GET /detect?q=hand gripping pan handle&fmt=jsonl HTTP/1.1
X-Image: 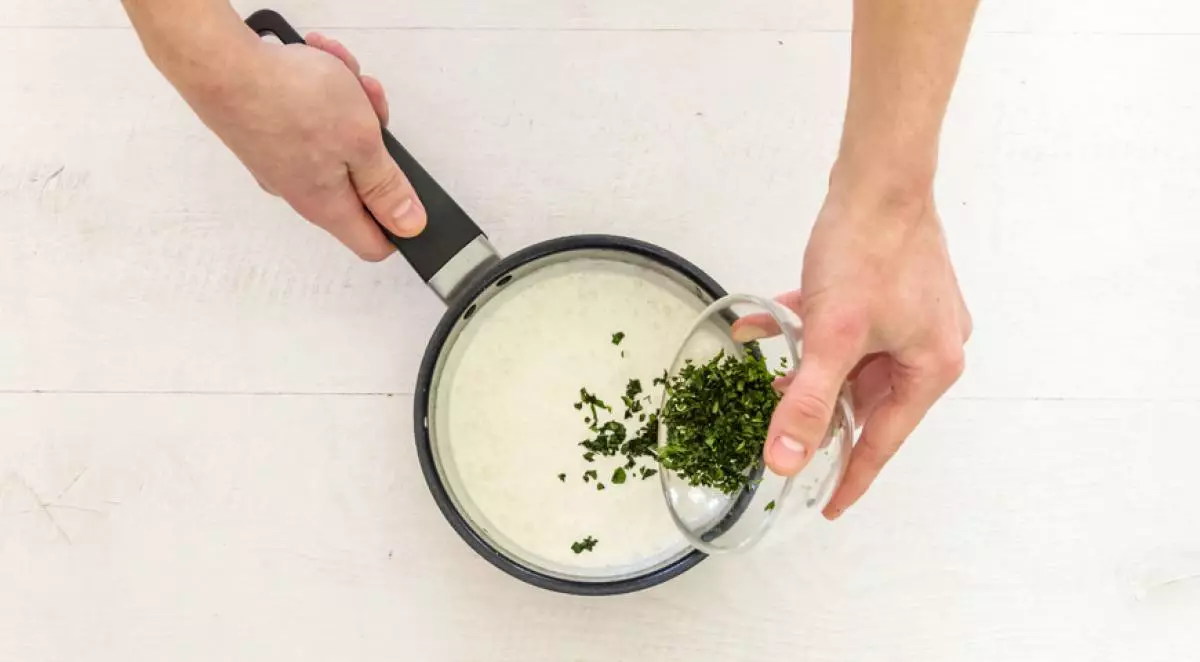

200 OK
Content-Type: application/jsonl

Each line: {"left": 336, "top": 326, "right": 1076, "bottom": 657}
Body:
{"left": 245, "top": 9, "right": 498, "bottom": 301}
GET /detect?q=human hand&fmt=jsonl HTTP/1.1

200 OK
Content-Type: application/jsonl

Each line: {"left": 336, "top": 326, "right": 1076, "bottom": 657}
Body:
{"left": 177, "top": 31, "right": 425, "bottom": 260}
{"left": 733, "top": 182, "right": 971, "bottom": 519}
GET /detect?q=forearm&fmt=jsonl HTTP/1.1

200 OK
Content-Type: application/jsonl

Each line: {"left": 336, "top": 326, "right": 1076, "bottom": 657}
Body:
{"left": 834, "top": 0, "right": 980, "bottom": 199}
{"left": 122, "top": 0, "right": 259, "bottom": 96}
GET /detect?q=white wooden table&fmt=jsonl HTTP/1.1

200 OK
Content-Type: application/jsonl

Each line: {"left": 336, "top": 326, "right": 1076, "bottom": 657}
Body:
{"left": 3, "top": 1, "right": 1199, "bottom": 659}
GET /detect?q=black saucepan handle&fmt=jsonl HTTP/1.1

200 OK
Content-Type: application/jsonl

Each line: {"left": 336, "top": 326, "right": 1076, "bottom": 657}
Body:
{"left": 244, "top": 9, "right": 493, "bottom": 293}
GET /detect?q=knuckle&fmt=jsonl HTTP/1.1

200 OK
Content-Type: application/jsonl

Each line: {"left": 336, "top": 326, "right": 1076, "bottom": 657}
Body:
{"left": 860, "top": 439, "right": 899, "bottom": 470}
{"left": 829, "top": 311, "right": 869, "bottom": 344}
{"left": 809, "top": 308, "right": 869, "bottom": 354}
{"left": 347, "top": 122, "right": 382, "bottom": 157}
{"left": 360, "top": 167, "right": 405, "bottom": 202}
{"left": 779, "top": 391, "right": 834, "bottom": 429}
{"left": 933, "top": 344, "right": 966, "bottom": 382}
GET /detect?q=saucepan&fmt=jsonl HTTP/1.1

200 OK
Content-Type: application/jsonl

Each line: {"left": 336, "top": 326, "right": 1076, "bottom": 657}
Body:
{"left": 246, "top": 9, "right": 725, "bottom": 595}
{"left": 245, "top": 9, "right": 852, "bottom": 595}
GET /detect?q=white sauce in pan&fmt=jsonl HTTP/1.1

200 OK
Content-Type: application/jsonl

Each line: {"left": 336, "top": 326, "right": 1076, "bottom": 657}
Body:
{"left": 432, "top": 256, "right": 713, "bottom": 577}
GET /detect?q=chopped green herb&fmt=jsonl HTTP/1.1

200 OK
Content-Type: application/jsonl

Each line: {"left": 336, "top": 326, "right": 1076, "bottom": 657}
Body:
{"left": 569, "top": 372, "right": 658, "bottom": 493}
{"left": 580, "top": 420, "right": 627, "bottom": 457}
{"left": 620, "top": 379, "right": 646, "bottom": 420}
{"left": 571, "top": 536, "right": 599, "bottom": 554}
{"left": 621, "top": 413, "right": 658, "bottom": 464}
{"left": 557, "top": 473, "right": 566, "bottom": 482}
{"left": 638, "top": 466, "right": 659, "bottom": 480}
{"left": 575, "top": 388, "right": 612, "bottom": 432}
{"left": 596, "top": 483, "right": 606, "bottom": 491}
{"left": 612, "top": 331, "right": 626, "bottom": 345}
{"left": 765, "top": 500, "right": 776, "bottom": 511}
{"left": 658, "top": 347, "right": 781, "bottom": 495}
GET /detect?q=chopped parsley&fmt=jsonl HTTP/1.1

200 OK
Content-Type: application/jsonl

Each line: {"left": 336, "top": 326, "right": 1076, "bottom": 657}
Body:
{"left": 657, "top": 346, "right": 784, "bottom": 495}
{"left": 563, "top": 340, "right": 787, "bottom": 552}
{"left": 571, "top": 536, "right": 599, "bottom": 554}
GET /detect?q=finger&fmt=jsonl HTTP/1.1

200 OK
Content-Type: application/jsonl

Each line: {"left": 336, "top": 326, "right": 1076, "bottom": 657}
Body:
{"left": 305, "top": 32, "right": 361, "bottom": 76}
{"left": 823, "top": 349, "right": 964, "bottom": 519}
{"left": 775, "top": 353, "right": 890, "bottom": 422}
{"left": 849, "top": 355, "right": 891, "bottom": 425}
{"left": 762, "top": 318, "right": 864, "bottom": 476}
{"left": 306, "top": 32, "right": 389, "bottom": 126}
{"left": 821, "top": 391, "right": 928, "bottom": 519}
{"left": 359, "top": 75, "right": 390, "bottom": 126}
{"left": 731, "top": 291, "right": 804, "bottom": 342}
{"left": 772, "top": 371, "right": 795, "bottom": 394}
{"left": 293, "top": 179, "right": 396, "bottom": 262}
{"left": 775, "top": 352, "right": 881, "bottom": 394}
{"left": 847, "top": 352, "right": 885, "bottom": 381}
{"left": 348, "top": 138, "right": 427, "bottom": 238}
{"left": 254, "top": 175, "right": 278, "bottom": 196}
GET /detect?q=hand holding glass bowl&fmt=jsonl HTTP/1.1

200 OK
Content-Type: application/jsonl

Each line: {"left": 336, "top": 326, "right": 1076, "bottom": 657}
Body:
{"left": 656, "top": 294, "right": 855, "bottom": 553}
{"left": 241, "top": 8, "right": 969, "bottom": 597}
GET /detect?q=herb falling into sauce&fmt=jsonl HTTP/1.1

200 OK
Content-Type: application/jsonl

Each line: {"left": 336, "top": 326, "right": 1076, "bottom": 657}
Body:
{"left": 564, "top": 334, "right": 793, "bottom": 552}
{"left": 575, "top": 388, "right": 612, "bottom": 432}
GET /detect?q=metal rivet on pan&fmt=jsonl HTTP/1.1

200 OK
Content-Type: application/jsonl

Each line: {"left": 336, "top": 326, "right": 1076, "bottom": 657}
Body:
{"left": 463, "top": 304, "right": 478, "bottom": 320}
{"left": 496, "top": 274, "right": 513, "bottom": 287}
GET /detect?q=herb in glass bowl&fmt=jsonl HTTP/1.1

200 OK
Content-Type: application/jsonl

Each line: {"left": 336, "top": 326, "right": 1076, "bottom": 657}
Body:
{"left": 657, "top": 347, "right": 783, "bottom": 495}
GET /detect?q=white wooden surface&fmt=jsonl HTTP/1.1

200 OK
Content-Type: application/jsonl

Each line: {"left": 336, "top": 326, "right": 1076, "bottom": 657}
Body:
{"left": 2, "top": 1, "right": 1199, "bottom": 660}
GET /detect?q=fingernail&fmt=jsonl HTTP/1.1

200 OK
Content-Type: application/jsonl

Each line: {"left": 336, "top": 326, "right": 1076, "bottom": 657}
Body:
{"left": 767, "top": 434, "right": 808, "bottom": 473}
{"left": 392, "top": 198, "right": 425, "bottom": 235}
{"left": 732, "top": 325, "right": 766, "bottom": 343}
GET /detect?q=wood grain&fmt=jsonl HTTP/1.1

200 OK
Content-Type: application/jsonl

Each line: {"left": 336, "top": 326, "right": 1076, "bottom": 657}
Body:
{"left": 1, "top": 396, "right": 1197, "bottom": 660}
{"left": 3, "top": 0, "right": 1200, "bottom": 659}
{"left": 3, "top": 30, "right": 1199, "bottom": 397}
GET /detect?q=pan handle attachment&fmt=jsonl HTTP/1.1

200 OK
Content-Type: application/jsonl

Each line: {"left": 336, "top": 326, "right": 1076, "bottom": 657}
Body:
{"left": 244, "top": 9, "right": 498, "bottom": 302}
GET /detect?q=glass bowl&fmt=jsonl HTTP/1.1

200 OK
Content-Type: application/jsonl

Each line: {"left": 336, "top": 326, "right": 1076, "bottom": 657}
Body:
{"left": 655, "top": 294, "right": 855, "bottom": 553}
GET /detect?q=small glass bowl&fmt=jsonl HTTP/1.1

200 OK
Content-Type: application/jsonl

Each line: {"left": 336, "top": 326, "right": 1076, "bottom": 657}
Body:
{"left": 655, "top": 294, "right": 855, "bottom": 554}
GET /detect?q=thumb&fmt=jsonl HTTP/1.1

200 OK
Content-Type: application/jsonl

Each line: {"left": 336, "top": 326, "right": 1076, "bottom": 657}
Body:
{"left": 349, "top": 140, "right": 427, "bottom": 238}
{"left": 763, "top": 322, "right": 862, "bottom": 476}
